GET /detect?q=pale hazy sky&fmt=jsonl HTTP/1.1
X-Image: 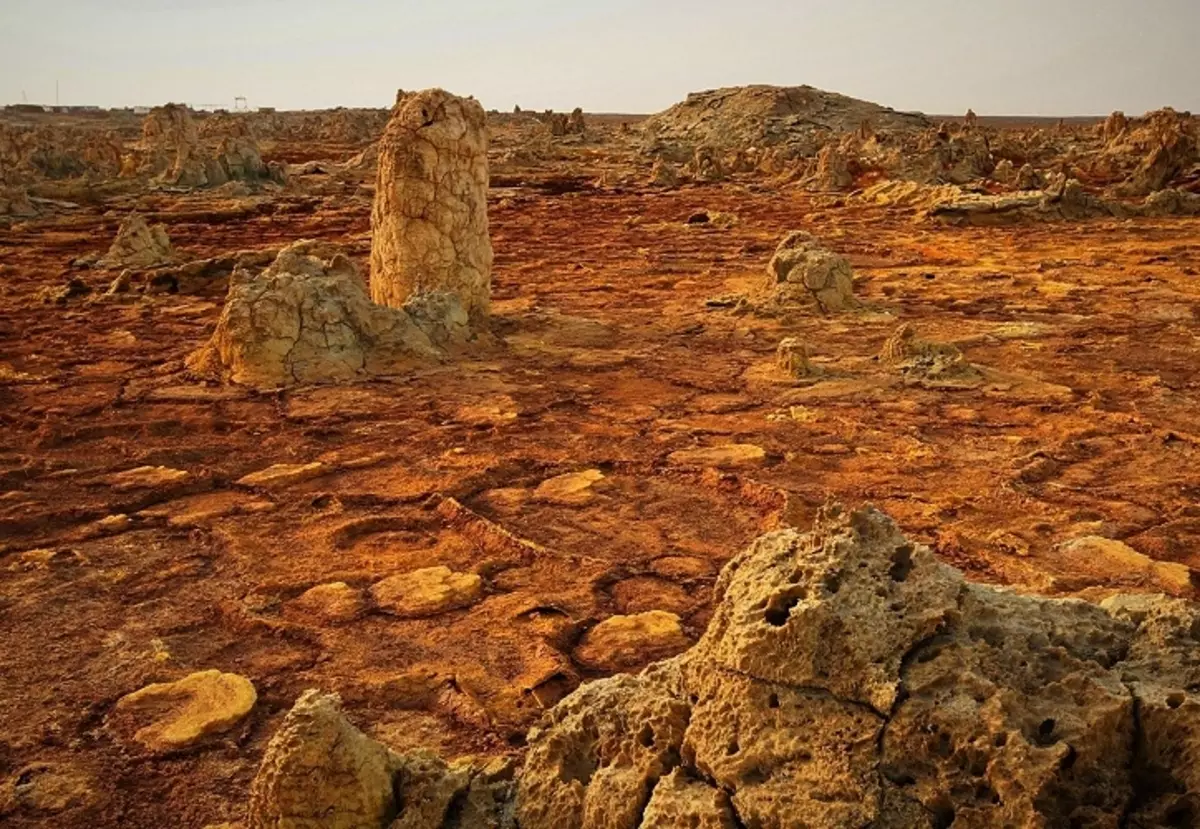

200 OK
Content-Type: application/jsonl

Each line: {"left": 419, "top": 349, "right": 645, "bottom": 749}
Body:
{"left": 1, "top": 0, "right": 1196, "bottom": 115}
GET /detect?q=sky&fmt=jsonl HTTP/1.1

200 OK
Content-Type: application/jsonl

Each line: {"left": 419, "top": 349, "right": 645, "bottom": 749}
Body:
{"left": 1, "top": 0, "right": 1197, "bottom": 116}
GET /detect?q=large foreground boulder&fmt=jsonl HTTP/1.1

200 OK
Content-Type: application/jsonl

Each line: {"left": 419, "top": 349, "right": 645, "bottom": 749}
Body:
{"left": 187, "top": 241, "right": 455, "bottom": 388}
{"left": 243, "top": 505, "right": 1200, "bottom": 828}
{"left": 370, "top": 89, "right": 493, "bottom": 328}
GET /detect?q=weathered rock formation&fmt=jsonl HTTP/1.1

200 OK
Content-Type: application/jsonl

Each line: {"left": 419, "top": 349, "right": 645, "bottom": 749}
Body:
{"left": 370, "top": 89, "right": 492, "bottom": 329}
{"left": 135, "top": 103, "right": 279, "bottom": 188}
{"left": 187, "top": 241, "right": 450, "bottom": 388}
{"left": 0, "top": 185, "right": 36, "bottom": 217}
{"left": 243, "top": 505, "right": 1200, "bottom": 828}
{"left": 641, "top": 85, "right": 930, "bottom": 159}
{"left": 763, "top": 231, "right": 858, "bottom": 313}
{"left": 775, "top": 337, "right": 817, "bottom": 378}
{"left": 879, "top": 323, "right": 983, "bottom": 387}
{"left": 97, "top": 213, "right": 177, "bottom": 269}
{"left": 566, "top": 107, "right": 586, "bottom": 135}
{"left": 248, "top": 690, "right": 514, "bottom": 829}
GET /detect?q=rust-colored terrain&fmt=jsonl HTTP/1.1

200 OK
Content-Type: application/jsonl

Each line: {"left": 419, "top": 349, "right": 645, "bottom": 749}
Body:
{"left": 1, "top": 96, "right": 1199, "bottom": 827}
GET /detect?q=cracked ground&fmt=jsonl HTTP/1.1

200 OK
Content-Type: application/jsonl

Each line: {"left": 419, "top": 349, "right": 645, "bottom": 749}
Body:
{"left": 1, "top": 125, "right": 1199, "bottom": 827}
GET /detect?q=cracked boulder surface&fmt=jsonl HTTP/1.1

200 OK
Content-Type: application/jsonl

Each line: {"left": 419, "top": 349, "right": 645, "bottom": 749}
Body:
{"left": 244, "top": 505, "right": 1200, "bottom": 828}
{"left": 186, "top": 240, "right": 444, "bottom": 388}
{"left": 764, "top": 231, "right": 858, "bottom": 313}
{"left": 370, "top": 89, "right": 493, "bottom": 329}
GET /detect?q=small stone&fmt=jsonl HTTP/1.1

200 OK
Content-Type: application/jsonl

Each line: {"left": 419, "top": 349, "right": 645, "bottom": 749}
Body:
{"left": 370, "top": 566, "right": 484, "bottom": 619}
{"left": 96, "top": 513, "right": 132, "bottom": 532}
{"left": 667, "top": 444, "right": 766, "bottom": 469}
{"left": 106, "top": 465, "right": 190, "bottom": 491}
{"left": 1, "top": 763, "right": 95, "bottom": 815}
{"left": 236, "top": 462, "right": 329, "bottom": 490}
{"left": 290, "top": 582, "right": 367, "bottom": 623}
{"left": 573, "top": 611, "right": 691, "bottom": 672}
{"left": 776, "top": 337, "right": 817, "bottom": 378}
{"left": 111, "top": 669, "right": 256, "bottom": 751}
{"left": 532, "top": 469, "right": 605, "bottom": 505}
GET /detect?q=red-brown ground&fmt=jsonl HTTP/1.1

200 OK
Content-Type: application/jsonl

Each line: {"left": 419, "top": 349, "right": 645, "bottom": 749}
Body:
{"left": 1, "top": 116, "right": 1199, "bottom": 827}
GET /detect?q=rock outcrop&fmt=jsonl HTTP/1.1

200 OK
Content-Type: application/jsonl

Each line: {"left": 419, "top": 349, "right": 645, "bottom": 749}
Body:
{"left": 641, "top": 85, "right": 930, "bottom": 159}
{"left": 370, "top": 89, "right": 493, "bottom": 328}
{"left": 248, "top": 690, "right": 514, "bottom": 829}
{"left": 135, "top": 103, "right": 278, "bottom": 188}
{"left": 244, "top": 504, "right": 1200, "bottom": 828}
{"left": 763, "top": 231, "right": 858, "bottom": 313}
{"left": 187, "top": 241, "right": 446, "bottom": 388}
{"left": 879, "top": 323, "right": 983, "bottom": 387}
{"left": 97, "top": 213, "right": 177, "bottom": 269}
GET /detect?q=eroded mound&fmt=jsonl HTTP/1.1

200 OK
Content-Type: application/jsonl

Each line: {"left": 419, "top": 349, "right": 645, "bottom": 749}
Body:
{"left": 763, "top": 231, "right": 858, "bottom": 313}
{"left": 186, "top": 241, "right": 453, "bottom": 388}
{"left": 245, "top": 506, "right": 1200, "bottom": 829}
{"left": 642, "top": 85, "right": 931, "bottom": 159}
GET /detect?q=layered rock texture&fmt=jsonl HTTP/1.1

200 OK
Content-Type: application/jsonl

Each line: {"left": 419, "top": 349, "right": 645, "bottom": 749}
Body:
{"left": 187, "top": 241, "right": 451, "bottom": 388}
{"left": 245, "top": 505, "right": 1200, "bottom": 828}
{"left": 370, "top": 89, "right": 493, "bottom": 328}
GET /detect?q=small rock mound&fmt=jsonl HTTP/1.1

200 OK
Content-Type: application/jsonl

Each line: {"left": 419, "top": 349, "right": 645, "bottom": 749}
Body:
{"left": 775, "top": 337, "right": 818, "bottom": 379}
{"left": 763, "top": 231, "right": 858, "bottom": 313}
{"left": 97, "top": 213, "right": 177, "bottom": 269}
{"left": 186, "top": 241, "right": 447, "bottom": 388}
{"left": 879, "top": 323, "right": 983, "bottom": 387}
{"left": 248, "top": 690, "right": 399, "bottom": 829}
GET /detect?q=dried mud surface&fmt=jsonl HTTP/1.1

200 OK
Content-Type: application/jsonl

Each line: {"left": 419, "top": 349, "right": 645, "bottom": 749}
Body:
{"left": 2, "top": 111, "right": 1199, "bottom": 828}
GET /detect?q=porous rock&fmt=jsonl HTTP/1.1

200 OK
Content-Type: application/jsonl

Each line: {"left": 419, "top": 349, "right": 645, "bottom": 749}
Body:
{"left": 879, "top": 322, "right": 984, "bottom": 387}
{"left": 764, "top": 231, "right": 858, "bottom": 312}
{"left": 243, "top": 506, "right": 1200, "bottom": 829}
{"left": 370, "top": 89, "right": 493, "bottom": 328}
{"left": 186, "top": 241, "right": 442, "bottom": 388}
{"left": 248, "top": 690, "right": 398, "bottom": 829}
{"left": 248, "top": 690, "right": 513, "bottom": 829}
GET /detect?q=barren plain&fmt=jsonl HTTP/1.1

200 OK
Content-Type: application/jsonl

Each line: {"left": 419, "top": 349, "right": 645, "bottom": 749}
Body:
{"left": 2, "top": 88, "right": 1199, "bottom": 828}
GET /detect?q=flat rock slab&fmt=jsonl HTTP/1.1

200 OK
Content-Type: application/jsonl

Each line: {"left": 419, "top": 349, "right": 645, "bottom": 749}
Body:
{"left": 370, "top": 566, "right": 483, "bottom": 619}
{"left": 236, "top": 462, "right": 329, "bottom": 490}
{"left": 105, "top": 465, "right": 190, "bottom": 491}
{"left": 289, "top": 582, "right": 368, "bottom": 624}
{"left": 110, "top": 670, "right": 256, "bottom": 751}
{"left": 533, "top": 469, "right": 605, "bottom": 505}
{"left": 667, "top": 444, "right": 766, "bottom": 469}
{"left": 573, "top": 610, "right": 691, "bottom": 672}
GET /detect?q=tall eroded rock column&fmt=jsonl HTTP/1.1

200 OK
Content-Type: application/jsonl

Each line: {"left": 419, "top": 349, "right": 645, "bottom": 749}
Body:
{"left": 370, "top": 89, "right": 493, "bottom": 328}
